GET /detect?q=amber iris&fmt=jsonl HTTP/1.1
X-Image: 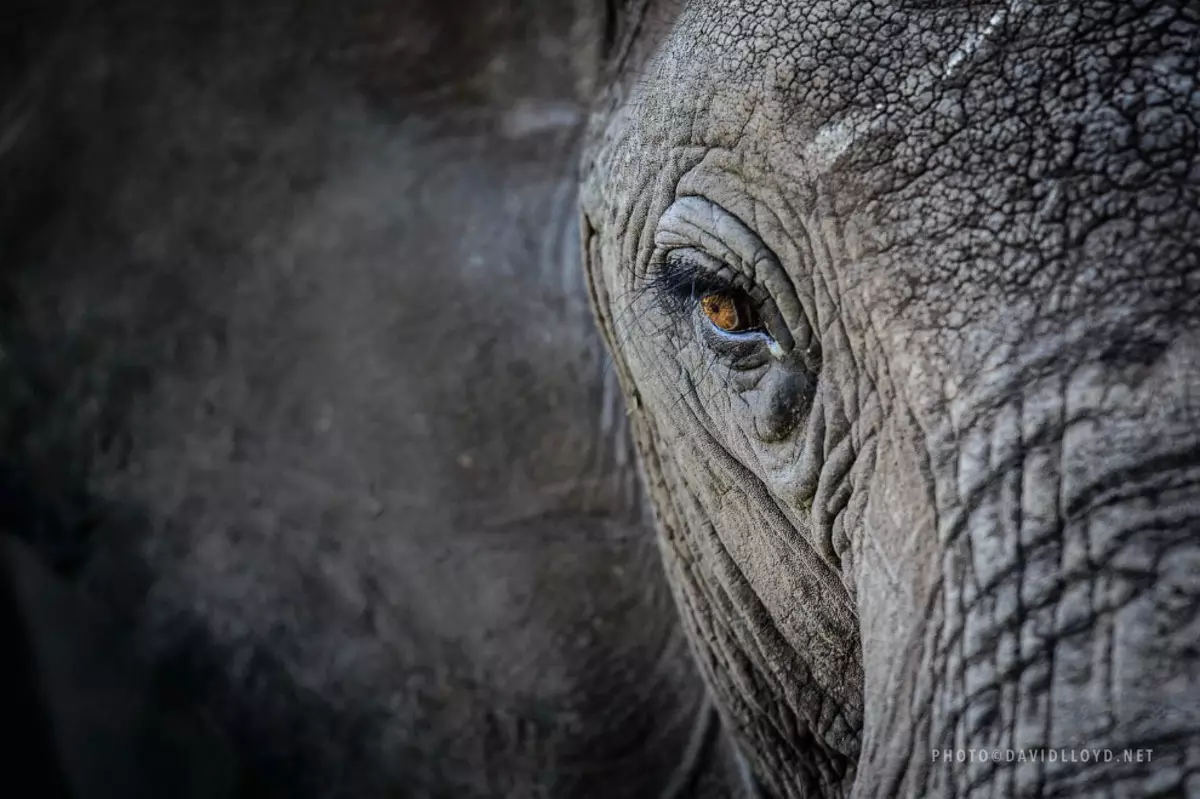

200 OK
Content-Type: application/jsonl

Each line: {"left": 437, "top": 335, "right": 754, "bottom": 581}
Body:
{"left": 700, "top": 292, "right": 759, "bottom": 333}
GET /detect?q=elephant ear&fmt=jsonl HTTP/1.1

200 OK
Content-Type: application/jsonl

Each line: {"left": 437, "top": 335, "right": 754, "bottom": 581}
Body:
{"left": 581, "top": 0, "right": 686, "bottom": 191}
{"left": 594, "top": 0, "right": 686, "bottom": 98}
{"left": 598, "top": 0, "right": 651, "bottom": 77}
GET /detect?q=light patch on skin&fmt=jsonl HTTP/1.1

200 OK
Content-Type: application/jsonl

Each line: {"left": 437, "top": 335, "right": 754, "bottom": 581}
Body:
{"left": 803, "top": 108, "right": 886, "bottom": 175}
{"left": 804, "top": 0, "right": 1032, "bottom": 174}
{"left": 942, "top": 0, "right": 1030, "bottom": 79}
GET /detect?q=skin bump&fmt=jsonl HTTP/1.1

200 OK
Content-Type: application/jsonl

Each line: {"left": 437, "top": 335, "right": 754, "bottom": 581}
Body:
{"left": 751, "top": 367, "right": 811, "bottom": 443}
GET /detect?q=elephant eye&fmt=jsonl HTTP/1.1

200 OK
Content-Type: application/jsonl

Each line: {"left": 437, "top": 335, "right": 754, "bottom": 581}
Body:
{"left": 699, "top": 290, "right": 762, "bottom": 333}
{"left": 648, "top": 257, "right": 764, "bottom": 334}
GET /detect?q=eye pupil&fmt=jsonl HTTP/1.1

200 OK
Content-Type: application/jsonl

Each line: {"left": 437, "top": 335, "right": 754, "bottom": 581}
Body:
{"left": 700, "top": 292, "right": 758, "bottom": 333}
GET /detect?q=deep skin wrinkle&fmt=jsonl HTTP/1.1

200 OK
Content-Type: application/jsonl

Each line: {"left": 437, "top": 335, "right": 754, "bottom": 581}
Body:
{"left": 583, "top": 1, "right": 1200, "bottom": 796}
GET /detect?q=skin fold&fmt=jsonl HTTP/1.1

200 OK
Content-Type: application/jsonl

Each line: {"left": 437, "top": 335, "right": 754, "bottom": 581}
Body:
{"left": 0, "top": 1, "right": 750, "bottom": 796}
{"left": 582, "top": 1, "right": 1200, "bottom": 797}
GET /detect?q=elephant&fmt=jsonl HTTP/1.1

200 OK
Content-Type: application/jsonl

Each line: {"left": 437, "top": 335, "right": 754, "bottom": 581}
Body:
{"left": 0, "top": 0, "right": 752, "bottom": 796}
{"left": 581, "top": 0, "right": 1200, "bottom": 797}
{"left": 5, "top": 0, "right": 1198, "bottom": 797}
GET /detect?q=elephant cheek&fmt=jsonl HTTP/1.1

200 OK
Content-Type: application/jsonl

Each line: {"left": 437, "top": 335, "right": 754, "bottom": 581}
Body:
{"left": 849, "top": 350, "right": 1200, "bottom": 797}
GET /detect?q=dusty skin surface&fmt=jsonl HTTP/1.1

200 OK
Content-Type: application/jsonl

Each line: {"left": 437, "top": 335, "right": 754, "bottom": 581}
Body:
{"left": 583, "top": 1, "right": 1200, "bottom": 797}
{"left": 0, "top": 1, "right": 749, "bottom": 797}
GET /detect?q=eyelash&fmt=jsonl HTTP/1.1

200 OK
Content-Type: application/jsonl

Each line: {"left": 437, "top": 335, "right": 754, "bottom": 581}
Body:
{"left": 646, "top": 257, "right": 734, "bottom": 317}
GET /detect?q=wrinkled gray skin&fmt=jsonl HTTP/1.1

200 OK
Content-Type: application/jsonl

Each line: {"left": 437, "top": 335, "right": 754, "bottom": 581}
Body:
{"left": 583, "top": 1, "right": 1200, "bottom": 797}
{"left": 0, "top": 1, "right": 749, "bottom": 797}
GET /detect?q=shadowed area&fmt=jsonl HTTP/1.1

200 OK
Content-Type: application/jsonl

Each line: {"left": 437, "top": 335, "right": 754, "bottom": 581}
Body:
{"left": 0, "top": 1, "right": 747, "bottom": 796}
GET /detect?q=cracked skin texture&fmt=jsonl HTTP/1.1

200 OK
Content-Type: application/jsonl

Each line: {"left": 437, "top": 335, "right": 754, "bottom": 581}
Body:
{"left": 583, "top": 1, "right": 1200, "bottom": 797}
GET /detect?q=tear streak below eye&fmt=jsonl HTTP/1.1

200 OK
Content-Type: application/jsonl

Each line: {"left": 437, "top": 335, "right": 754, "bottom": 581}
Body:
{"left": 700, "top": 292, "right": 761, "bottom": 333}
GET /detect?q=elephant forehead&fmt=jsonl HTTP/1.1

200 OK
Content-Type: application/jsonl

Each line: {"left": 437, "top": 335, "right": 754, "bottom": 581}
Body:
{"left": 638, "top": 0, "right": 999, "bottom": 143}
{"left": 589, "top": 1, "right": 1005, "bottom": 284}
{"left": 588, "top": 2, "right": 995, "bottom": 213}
{"left": 592, "top": 0, "right": 1199, "bottom": 400}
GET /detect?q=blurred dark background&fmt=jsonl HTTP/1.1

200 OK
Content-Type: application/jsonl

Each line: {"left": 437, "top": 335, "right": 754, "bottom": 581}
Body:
{"left": 0, "top": 2, "right": 740, "bottom": 798}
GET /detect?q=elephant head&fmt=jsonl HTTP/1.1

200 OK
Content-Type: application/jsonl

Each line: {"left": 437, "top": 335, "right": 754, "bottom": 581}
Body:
{"left": 580, "top": 1, "right": 1200, "bottom": 796}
